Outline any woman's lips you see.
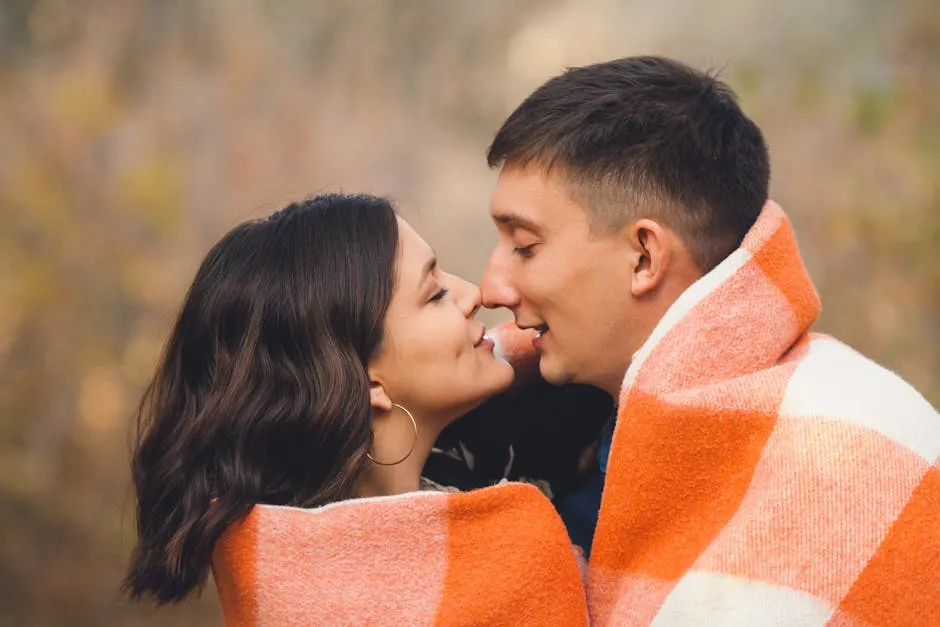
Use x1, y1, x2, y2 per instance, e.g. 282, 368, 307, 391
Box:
474, 329, 494, 350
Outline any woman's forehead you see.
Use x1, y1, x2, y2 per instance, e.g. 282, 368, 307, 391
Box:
397, 219, 433, 264
395, 218, 436, 289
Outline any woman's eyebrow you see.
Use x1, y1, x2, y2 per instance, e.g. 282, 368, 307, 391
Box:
418, 256, 437, 289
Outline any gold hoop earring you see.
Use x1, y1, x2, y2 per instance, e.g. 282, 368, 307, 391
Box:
367, 403, 418, 466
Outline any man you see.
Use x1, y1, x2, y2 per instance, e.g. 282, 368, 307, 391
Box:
482, 56, 939, 625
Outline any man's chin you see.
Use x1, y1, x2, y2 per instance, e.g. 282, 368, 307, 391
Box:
538, 358, 571, 387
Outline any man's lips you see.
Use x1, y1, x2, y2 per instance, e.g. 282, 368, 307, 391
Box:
532, 324, 549, 347
517, 322, 548, 334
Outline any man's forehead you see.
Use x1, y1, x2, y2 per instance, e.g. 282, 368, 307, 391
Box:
490, 167, 582, 231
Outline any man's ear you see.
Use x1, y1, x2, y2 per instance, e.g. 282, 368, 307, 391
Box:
368, 378, 393, 412
627, 219, 671, 298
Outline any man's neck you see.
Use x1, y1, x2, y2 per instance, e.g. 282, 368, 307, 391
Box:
599, 357, 634, 401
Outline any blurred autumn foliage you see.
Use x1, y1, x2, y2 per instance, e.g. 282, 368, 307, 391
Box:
0, 1, 937, 625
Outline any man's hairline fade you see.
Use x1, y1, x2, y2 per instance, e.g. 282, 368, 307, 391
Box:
485, 56, 769, 273
492, 157, 691, 255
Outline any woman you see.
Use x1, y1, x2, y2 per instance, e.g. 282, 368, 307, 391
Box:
123, 194, 588, 625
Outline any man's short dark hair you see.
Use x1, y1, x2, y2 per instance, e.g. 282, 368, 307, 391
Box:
487, 56, 770, 272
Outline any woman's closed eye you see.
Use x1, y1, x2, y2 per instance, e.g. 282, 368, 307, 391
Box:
428, 287, 449, 303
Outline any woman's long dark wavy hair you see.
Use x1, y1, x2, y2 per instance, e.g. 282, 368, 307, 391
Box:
123, 194, 399, 604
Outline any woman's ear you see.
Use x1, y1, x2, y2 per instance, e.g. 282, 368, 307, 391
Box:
369, 379, 393, 412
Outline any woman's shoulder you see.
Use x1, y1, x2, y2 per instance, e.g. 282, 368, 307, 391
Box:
419, 476, 461, 493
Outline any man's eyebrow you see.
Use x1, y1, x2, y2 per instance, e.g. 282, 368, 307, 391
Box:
492, 211, 541, 233
419, 256, 437, 290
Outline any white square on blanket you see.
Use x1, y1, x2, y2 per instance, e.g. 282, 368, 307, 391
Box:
779, 335, 940, 463
651, 570, 834, 626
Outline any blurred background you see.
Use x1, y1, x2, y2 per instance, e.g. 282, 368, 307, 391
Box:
0, 0, 937, 624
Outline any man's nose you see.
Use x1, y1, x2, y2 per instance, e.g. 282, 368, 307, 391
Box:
481, 252, 520, 309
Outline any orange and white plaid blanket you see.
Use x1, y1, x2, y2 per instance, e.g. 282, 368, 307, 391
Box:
212, 482, 588, 626
580, 201, 939, 625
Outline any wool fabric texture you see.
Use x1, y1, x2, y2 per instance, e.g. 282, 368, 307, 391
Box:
212, 482, 589, 626
499, 201, 940, 626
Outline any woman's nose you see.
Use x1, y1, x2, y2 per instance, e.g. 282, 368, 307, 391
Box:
452, 275, 482, 318
466, 284, 482, 318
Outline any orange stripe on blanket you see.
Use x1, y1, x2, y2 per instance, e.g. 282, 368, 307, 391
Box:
751, 217, 820, 335
833, 464, 940, 627
590, 388, 780, 621
695, 416, 929, 604
213, 510, 260, 627
586, 201, 938, 623
632, 260, 802, 397
435, 483, 588, 626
